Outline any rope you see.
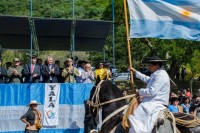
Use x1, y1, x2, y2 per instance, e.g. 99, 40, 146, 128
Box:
89, 94, 135, 108
90, 80, 135, 108
90, 80, 104, 117
174, 114, 200, 128
89, 80, 135, 132
164, 109, 200, 133
102, 105, 128, 126
168, 110, 178, 133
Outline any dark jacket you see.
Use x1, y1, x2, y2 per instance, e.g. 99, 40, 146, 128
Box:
41, 64, 60, 83
57, 67, 64, 83
22, 64, 41, 83
21, 109, 36, 126
0, 67, 7, 83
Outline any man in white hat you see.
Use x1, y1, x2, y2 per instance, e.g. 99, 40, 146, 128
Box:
20, 100, 41, 133
129, 56, 170, 133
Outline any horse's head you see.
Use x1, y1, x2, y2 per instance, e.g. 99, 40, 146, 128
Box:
84, 80, 126, 133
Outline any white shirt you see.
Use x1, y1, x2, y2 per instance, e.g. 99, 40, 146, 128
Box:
76, 67, 84, 83
136, 69, 170, 105
129, 69, 170, 133
81, 71, 94, 83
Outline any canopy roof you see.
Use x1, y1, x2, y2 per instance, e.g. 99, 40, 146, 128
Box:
0, 16, 112, 51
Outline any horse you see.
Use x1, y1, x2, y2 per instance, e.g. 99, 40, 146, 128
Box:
84, 80, 200, 133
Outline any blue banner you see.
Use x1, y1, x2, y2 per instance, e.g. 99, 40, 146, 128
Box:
0, 83, 93, 133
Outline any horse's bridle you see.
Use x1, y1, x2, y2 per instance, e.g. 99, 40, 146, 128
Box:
88, 80, 135, 108
87, 80, 135, 131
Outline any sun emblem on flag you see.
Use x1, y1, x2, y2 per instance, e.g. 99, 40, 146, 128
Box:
181, 9, 191, 17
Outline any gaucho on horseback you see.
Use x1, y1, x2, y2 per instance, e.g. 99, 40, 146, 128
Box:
128, 56, 170, 133
85, 55, 200, 133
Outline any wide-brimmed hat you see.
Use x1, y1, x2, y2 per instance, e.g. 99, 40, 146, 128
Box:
143, 56, 167, 63
27, 100, 41, 106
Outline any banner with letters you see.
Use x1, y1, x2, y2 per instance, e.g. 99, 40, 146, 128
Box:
43, 83, 60, 126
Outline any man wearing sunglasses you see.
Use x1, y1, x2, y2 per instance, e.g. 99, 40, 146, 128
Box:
7, 58, 23, 83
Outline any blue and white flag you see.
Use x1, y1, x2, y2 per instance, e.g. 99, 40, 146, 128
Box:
127, 0, 200, 40
0, 83, 93, 133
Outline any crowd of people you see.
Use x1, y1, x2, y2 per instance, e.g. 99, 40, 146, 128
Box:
0, 55, 112, 84
169, 89, 200, 118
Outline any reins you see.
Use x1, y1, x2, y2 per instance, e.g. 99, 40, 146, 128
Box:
88, 80, 136, 132
88, 94, 135, 107
88, 80, 135, 108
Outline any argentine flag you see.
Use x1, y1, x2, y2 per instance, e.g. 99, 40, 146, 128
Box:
127, 0, 200, 40
0, 83, 93, 133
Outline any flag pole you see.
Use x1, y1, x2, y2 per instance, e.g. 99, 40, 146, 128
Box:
123, 0, 134, 92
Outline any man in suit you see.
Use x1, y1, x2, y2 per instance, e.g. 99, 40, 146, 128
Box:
55, 60, 63, 83
22, 55, 41, 83
36, 58, 43, 82
41, 56, 59, 83
0, 59, 7, 83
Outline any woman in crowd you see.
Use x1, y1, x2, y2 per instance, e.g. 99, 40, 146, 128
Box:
62, 58, 79, 83
185, 88, 192, 100
20, 100, 42, 133
94, 61, 108, 84
81, 63, 94, 83
180, 96, 191, 113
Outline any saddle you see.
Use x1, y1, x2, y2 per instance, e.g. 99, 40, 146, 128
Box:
122, 99, 200, 132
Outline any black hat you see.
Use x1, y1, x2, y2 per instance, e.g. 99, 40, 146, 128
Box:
27, 54, 37, 58
71, 56, 78, 61
170, 97, 179, 102
103, 61, 110, 66
32, 54, 37, 58
143, 56, 167, 63
79, 60, 88, 64
26, 53, 37, 58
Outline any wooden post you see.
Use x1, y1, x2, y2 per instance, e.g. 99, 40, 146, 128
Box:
123, 0, 134, 92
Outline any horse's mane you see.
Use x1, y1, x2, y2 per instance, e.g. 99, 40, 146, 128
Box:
90, 80, 124, 101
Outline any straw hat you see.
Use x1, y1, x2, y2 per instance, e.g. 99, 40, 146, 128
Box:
27, 100, 41, 106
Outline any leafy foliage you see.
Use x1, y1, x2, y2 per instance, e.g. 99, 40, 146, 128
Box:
88, 1, 200, 80
0, 0, 200, 81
